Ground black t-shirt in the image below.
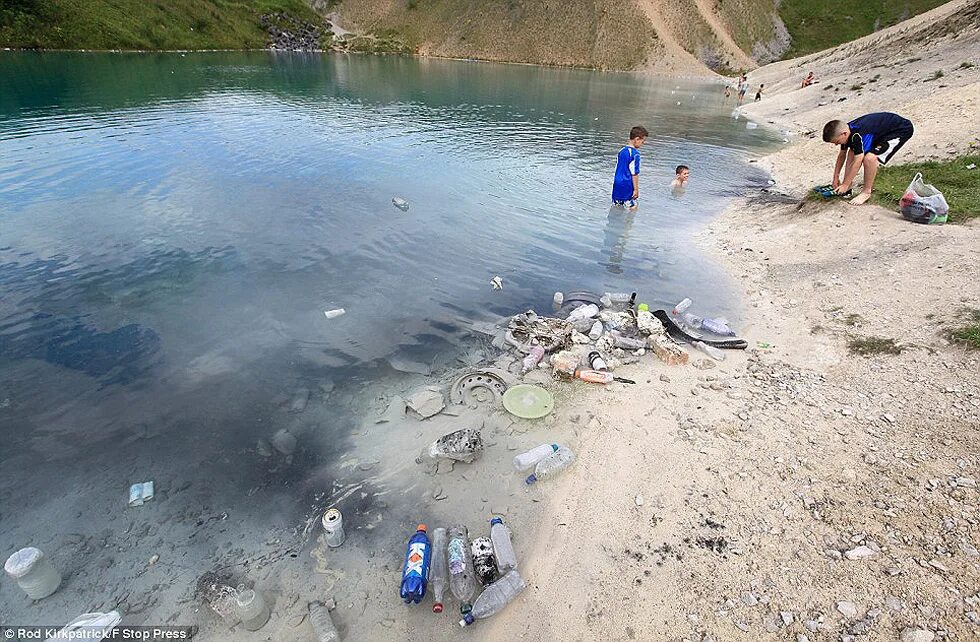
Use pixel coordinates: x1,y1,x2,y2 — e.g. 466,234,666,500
840,112,913,155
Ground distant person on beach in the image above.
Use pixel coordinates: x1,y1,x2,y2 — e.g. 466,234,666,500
737,75,749,104
823,112,914,205
671,165,689,189
754,84,764,101
611,126,648,210
801,72,815,88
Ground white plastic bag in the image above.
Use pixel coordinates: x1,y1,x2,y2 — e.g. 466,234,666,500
49,611,122,640
899,172,949,224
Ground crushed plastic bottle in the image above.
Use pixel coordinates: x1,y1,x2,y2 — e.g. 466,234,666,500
521,345,545,374
553,292,564,307
490,518,517,573
611,331,646,350
526,445,576,484
459,569,526,627
400,524,431,604
588,320,604,340
308,602,340,642
587,351,608,371
418,429,484,464
429,527,449,613
672,298,736,335
573,368,613,384
448,525,477,613
512,444,559,472
471,536,498,586
567,303,599,322
392,197,410,211
694,341,726,361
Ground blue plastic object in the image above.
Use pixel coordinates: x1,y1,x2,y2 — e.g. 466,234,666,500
400,524,432,604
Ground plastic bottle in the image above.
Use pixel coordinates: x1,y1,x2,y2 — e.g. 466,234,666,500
459,569,526,627
521,345,545,373
526,445,576,484
471,537,498,586
587,351,608,371
588,320,604,340
429,527,449,613
448,525,477,613
700,317,736,336
694,341,726,361
553,292,564,307
573,368,614,384
673,298,693,315
673,299,736,336
512,444,559,472
400,524,432,604
308,602,340,642
489,518,517,573
611,331,646,350
567,303,599,322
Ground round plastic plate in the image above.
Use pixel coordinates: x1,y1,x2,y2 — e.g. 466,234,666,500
501,384,555,419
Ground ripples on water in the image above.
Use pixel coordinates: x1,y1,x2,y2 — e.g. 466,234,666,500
0,51,777,631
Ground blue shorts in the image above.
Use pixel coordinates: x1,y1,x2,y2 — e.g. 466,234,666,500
613,198,637,208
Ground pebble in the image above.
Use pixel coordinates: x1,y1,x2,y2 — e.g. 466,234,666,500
741,592,758,606
836,601,859,619
780,611,795,626
844,545,877,560
148,554,159,566
884,596,903,611
900,629,935,642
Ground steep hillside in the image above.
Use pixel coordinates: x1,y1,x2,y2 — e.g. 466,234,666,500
0,0,326,50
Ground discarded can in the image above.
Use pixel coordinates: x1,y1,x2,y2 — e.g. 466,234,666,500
321,508,346,548
400,524,432,604
470,536,498,586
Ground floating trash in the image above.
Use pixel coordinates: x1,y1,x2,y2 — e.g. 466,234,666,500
392,197,410,211
128,481,154,507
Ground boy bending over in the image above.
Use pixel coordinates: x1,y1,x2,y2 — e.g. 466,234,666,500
822,112,914,205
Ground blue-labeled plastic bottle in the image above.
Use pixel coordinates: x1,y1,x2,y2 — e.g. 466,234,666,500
400,524,432,604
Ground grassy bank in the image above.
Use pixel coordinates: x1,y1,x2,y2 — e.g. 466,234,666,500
778,0,947,58
1,0,325,50
872,155,980,223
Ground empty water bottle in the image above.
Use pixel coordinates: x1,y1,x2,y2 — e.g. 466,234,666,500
512,444,558,472
521,345,545,374
400,524,431,604
673,298,693,315
490,518,517,572
611,331,646,350
694,341,726,361
672,298,735,335
429,527,449,613
700,317,736,336
448,525,477,614
308,602,340,642
526,445,576,484
471,536,498,586
459,569,526,627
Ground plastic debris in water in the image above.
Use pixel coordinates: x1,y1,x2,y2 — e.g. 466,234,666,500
128,481,154,507
490,276,503,290
324,308,346,319
392,197,410,211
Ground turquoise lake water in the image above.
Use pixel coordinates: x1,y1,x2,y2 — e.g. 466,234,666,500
0,51,779,634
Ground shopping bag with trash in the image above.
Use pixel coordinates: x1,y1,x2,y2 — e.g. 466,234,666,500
899,172,949,224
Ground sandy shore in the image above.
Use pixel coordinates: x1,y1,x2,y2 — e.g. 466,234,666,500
476,3,980,641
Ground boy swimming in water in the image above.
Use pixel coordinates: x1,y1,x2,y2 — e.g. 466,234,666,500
671,165,689,188
822,112,914,205
612,126,648,210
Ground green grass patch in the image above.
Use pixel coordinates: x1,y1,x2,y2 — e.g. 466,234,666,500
949,308,980,349
871,155,980,223
779,0,947,58
1,0,325,50
848,336,904,356
923,69,944,82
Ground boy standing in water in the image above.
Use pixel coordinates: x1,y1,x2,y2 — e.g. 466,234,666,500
671,165,689,188
612,126,648,210
822,112,914,205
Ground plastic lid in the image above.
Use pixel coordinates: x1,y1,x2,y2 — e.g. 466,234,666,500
459,614,475,627
5,547,43,578
502,384,554,419
490,517,502,526
416,524,427,533
432,603,443,613
525,474,537,485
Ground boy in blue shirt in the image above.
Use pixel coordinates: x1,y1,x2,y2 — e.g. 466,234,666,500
822,112,914,205
612,126,648,209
